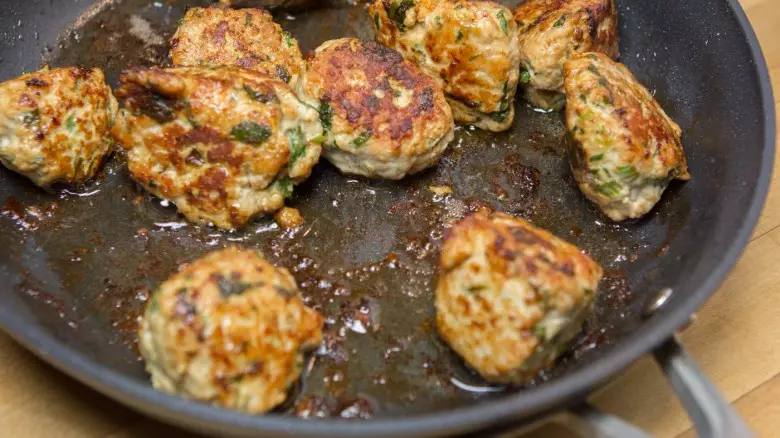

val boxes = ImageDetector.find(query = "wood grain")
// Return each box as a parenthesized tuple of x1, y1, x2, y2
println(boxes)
(0, 0, 777, 436)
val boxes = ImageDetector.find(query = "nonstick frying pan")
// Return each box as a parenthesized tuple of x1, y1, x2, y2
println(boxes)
(0, 0, 774, 437)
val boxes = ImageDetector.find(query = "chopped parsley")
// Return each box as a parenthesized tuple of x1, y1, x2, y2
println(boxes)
(519, 69, 532, 84)
(352, 131, 371, 147)
(387, 0, 415, 31)
(596, 180, 622, 197)
(617, 165, 639, 181)
(374, 12, 381, 29)
(456, 30, 464, 41)
(65, 115, 76, 132)
(231, 121, 272, 145)
(497, 10, 509, 35)
(243, 84, 276, 103)
(318, 101, 333, 133)
(282, 31, 294, 49)
(589, 153, 604, 162)
(286, 126, 307, 164)
(534, 324, 546, 339)
(274, 176, 294, 198)
(553, 15, 566, 27)
(21, 109, 40, 127)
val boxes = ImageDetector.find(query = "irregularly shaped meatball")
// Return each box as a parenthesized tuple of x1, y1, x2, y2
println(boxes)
(297, 38, 454, 180)
(564, 53, 690, 221)
(170, 6, 305, 88)
(0, 67, 117, 187)
(513, 0, 618, 110)
(111, 67, 323, 229)
(436, 211, 602, 384)
(369, 0, 521, 132)
(138, 247, 324, 414)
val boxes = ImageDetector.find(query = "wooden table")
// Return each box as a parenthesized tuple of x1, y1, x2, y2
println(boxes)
(1, 1, 778, 436)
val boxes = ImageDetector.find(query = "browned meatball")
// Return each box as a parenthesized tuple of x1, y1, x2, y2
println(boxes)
(370, 0, 521, 131)
(111, 67, 323, 229)
(139, 247, 323, 414)
(436, 211, 603, 383)
(564, 52, 690, 221)
(0, 67, 117, 187)
(297, 38, 454, 180)
(170, 6, 305, 88)
(514, 0, 618, 110)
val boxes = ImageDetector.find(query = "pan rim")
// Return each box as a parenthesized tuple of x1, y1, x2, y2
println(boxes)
(0, 0, 775, 436)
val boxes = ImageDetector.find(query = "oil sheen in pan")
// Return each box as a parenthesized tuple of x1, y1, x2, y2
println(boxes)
(0, 0, 687, 419)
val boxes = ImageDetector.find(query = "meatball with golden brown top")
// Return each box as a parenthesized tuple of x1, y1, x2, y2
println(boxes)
(170, 6, 305, 88)
(564, 52, 690, 221)
(436, 211, 603, 384)
(297, 38, 454, 180)
(369, 0, 521, 132)
(513, 0, 618, 110)
(138, 247, 324, 414)
(0, 66, 117, 187)
(111, 67, 323, 229)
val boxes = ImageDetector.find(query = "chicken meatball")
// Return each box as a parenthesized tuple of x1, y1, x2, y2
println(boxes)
(138, 247, 324, 414)
(297, 38, 454, 180)
(436, 211, 603, 384)
(564, 53, 690, 221)
(170, 6, 305, 88)
(513, 0, 618, 110)
(369, 0, 521, 132)
(112, 67, 323, 229)
(0, 66, 117, 187)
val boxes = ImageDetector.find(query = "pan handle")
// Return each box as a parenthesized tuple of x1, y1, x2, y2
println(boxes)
(560, 336, 754, 438)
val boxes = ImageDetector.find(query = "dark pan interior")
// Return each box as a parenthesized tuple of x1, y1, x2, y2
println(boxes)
(0, 0, 773, 435)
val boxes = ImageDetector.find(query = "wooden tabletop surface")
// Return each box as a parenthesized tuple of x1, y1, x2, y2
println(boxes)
(1, 1, 778, 437)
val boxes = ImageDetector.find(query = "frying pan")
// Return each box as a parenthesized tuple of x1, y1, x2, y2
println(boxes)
(0, 0, 774, 437)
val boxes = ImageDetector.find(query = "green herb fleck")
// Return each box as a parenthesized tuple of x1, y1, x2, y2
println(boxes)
(519, 69, 532, 84)
(148, 292, 160, 313)
(282, 31, 294, 49)
(274, 176, 294, 198)
(21, 109, 40, 127)
(553, 15, 566, 27)
(216, 273, 253, 298)
(310, 134, 326, 144)
(579, 94, 588, 103)
(617, 165, 639, 181)
(243, 84, 276, 103)
(231, 121, 272, 145)
(467, 285, 487, 293)
(534, 324, 546, 339)
(434, 16, 443, 27)
(275, 65, 291, 83)
(286, 127, 307, 165)
(387, 0, 415, 31)
(596, 180, 622, 197)
(318, 101, 333, 133)
(497, 10, 509, 35)
(456, 30, 464, 41)
(589, 153, 604, 162)
(352, 131, 371, 147)
(66, 115, 76, 132)
(374, 13, 381, 29)
(177, 17, 185, 26)
(587, 64, 602, 77)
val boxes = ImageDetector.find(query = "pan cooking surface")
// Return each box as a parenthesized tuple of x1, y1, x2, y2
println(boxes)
(0, 0, 698, 419)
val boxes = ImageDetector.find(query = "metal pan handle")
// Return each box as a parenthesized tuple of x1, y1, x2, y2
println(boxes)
(561, 336, 754, 438)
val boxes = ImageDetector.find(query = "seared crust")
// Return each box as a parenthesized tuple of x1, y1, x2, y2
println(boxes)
(513, 0, 618, 110)
(138, 247, 324, 414)
(436, 211, 602, 383)
(112, 66, 322, 229)
(369, 0, 521, 131)
(170, 6, 305, 88)
(0, 67, 117, 187)
(564, 53, 690, 221)
(298, 38, 454, 180)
